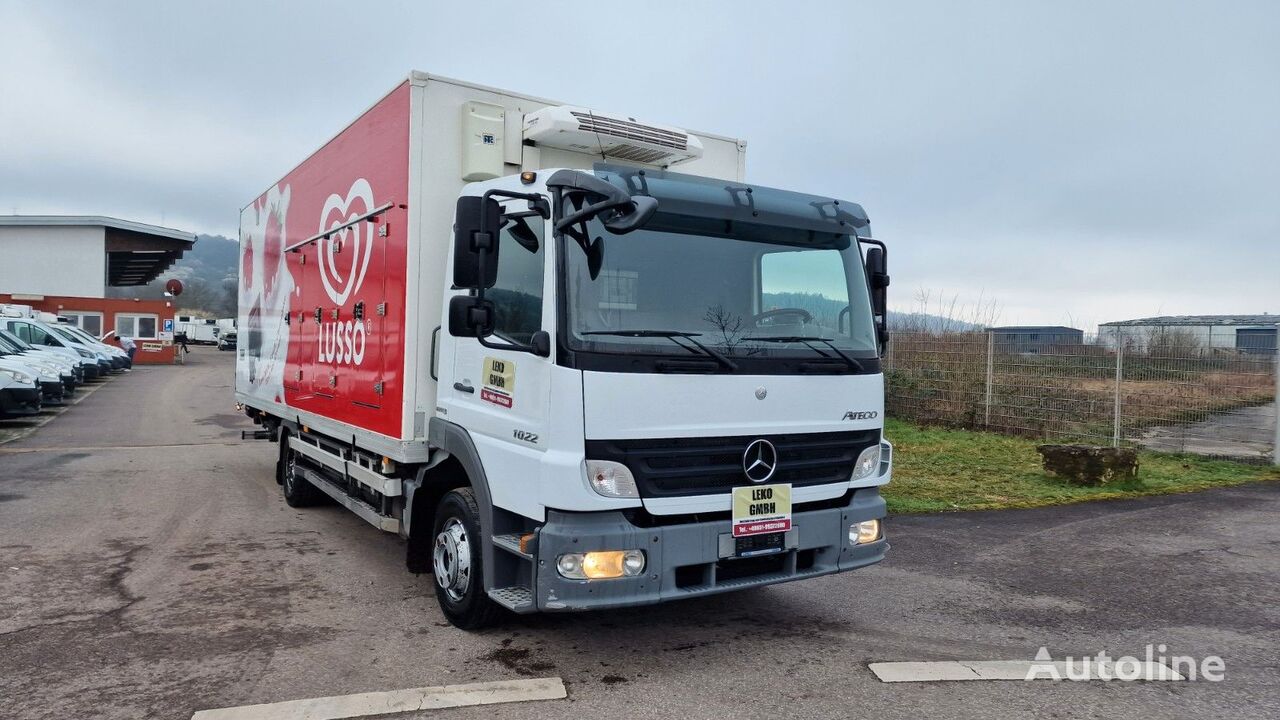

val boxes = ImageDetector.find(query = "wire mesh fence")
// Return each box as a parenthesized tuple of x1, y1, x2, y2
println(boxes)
(885, 328, 1279, 464)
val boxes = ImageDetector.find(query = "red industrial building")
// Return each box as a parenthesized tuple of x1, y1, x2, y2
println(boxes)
(0, 216, 196, 365)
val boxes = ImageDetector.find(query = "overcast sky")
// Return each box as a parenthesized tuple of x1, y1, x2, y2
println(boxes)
(2, 1, 1275, 330)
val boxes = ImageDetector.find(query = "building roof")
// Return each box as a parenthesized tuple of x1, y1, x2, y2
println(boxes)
(0, 215, 196, 287)
(988, 326, 1083, 333)
(1100, 315, 1279, 327)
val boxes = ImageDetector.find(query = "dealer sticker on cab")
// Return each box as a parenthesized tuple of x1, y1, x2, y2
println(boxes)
(481, 357, 515, 408)
(731, 483, 792, 537)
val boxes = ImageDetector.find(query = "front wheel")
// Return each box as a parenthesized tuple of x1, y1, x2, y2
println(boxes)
(431, 488, 503, 629)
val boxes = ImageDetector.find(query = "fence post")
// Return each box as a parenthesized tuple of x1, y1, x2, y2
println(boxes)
(1273, 349, 1279, 466)
(1113, 331, 1125, 447)
(984, 331, 994, 426)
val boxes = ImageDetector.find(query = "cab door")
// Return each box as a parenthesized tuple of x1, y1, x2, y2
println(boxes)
(441, 203, 552, 514)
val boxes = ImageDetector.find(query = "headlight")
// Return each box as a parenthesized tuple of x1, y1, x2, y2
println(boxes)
(851, 444, 882, 481)
(585, 460, 639, 498)
(1, 369, 35, 384)
(556, 550, 646, 580)
(76, 348, 93, 358)
(850, 519, 882, 545)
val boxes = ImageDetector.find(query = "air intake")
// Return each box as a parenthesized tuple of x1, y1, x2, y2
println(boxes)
(523, 106, 704, 166)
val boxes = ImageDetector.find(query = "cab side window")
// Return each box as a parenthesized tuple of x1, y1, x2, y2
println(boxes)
(488, 215, 545, 344)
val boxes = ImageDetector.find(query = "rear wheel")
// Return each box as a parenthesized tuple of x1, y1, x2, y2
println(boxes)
(278, 431, 321, 507)
(431, 488, 503, 629)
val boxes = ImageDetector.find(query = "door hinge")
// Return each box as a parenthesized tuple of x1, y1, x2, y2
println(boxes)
(284, 311, 290, 325)
(314, 307, 322, 324)
(378, 223, 389, 238)
(353, 301, 365, 320)
(328, 375, 337, 388)
(331, 307, 340, 321)
(376, 302, 387, 317)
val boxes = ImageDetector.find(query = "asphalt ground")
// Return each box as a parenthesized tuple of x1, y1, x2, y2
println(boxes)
(1, 347, 1277, 719)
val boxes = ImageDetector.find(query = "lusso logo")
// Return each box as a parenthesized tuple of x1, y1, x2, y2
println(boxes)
(316, 178, 375, 366)
(318, 178, 375, 306)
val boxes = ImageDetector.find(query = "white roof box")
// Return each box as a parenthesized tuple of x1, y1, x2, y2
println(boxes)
(523, 106, 704, 167)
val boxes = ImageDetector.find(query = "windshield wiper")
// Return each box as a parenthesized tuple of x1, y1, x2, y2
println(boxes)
(747, 336, 865, 372)
(581, 329, 738, 371)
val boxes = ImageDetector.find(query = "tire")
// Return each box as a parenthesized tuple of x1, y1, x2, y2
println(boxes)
(431, 488, 503, 629)
(279, 432, 322, 508)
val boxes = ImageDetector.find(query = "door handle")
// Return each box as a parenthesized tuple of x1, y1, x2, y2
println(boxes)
(453, 382, 474, 394)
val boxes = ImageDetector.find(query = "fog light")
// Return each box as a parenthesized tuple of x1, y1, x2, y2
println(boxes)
(556, 550, 646, 579)
(850, 519, 882, 545)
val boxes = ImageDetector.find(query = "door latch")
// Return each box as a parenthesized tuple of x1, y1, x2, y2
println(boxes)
(353, 301, 365, 320)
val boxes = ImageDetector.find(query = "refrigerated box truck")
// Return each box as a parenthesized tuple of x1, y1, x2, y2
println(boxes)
(237, 71, 893, 628)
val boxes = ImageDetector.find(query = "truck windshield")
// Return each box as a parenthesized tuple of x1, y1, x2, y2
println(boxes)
(563, 217, 879, 369)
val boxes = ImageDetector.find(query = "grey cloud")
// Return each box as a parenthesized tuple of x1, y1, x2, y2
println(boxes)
(1, 0, 1275, 330)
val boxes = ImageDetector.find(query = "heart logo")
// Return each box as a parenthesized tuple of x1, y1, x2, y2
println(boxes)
(317, 178, 375, 307)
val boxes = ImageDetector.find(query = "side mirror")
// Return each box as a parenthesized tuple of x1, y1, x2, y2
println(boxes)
(865, 247, 889, 317)
(452, 195, 502, 288)
(601, 196, 658, 235)
(448, 295, 495, 337)
(529, 330, 551, 358)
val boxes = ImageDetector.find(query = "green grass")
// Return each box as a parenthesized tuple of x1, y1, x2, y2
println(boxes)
(882, 418, 1280, 513)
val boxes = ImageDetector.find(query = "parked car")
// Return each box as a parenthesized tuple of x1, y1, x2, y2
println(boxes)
(56, 323, 130, 369)
(0, 328, 82, 392)
(217, 329, 237, 351)
(0, 317, 110, 379)
(0, 368, 43, 418)
(0, 332, 76, 399)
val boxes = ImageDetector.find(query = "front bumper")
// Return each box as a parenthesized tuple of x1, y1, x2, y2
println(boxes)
(531, 487, 887, 612)
(38, 379, 64, 403)
(0, 386, 42, 417)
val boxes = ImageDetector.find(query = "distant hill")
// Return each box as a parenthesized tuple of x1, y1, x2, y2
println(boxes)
(107, 233, 239, 316)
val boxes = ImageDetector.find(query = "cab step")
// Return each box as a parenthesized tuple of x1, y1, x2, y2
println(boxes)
(492, 533, 533, 560)
(488, 585, 534, 612)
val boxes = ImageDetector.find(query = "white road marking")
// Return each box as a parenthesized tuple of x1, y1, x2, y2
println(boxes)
(869, 660, 1185, 683)
(190, 677, 567, 720)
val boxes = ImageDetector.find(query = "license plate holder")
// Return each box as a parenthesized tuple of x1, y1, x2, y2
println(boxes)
(734, 531, 786, 558)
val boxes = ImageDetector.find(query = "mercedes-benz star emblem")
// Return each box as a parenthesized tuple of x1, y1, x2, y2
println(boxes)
(755, 386, 767, 400)
(742, 439, 778, 483)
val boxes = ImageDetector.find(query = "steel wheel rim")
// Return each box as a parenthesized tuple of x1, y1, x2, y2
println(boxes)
(433, 517, 472, 602)
(284, 451, 298, 494)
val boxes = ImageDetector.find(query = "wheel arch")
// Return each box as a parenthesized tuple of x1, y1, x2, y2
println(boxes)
(404, 419, 497, 589)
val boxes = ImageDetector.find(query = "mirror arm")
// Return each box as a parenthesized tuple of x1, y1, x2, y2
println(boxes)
(856, 236, 886, 265)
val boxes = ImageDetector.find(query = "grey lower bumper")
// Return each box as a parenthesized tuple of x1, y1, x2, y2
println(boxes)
(533, 487, 887, 612)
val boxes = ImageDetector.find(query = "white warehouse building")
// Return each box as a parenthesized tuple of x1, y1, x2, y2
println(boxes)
(1099, 315, 1278, 354)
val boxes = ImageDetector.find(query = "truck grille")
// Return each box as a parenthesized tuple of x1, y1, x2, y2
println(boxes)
(585, 430, 880, 498)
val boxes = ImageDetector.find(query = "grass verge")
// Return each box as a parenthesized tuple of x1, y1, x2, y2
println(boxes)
(883, 418, 1280, 513)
